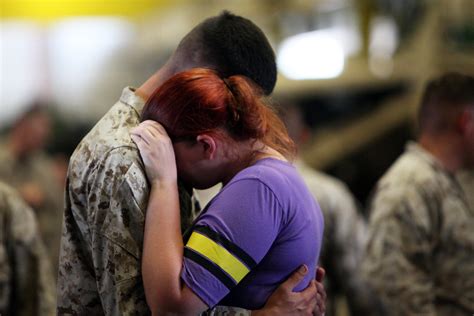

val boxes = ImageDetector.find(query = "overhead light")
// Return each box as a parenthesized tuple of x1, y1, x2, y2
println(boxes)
(277, 29, 345, 80)
(369, 16, 398, 78)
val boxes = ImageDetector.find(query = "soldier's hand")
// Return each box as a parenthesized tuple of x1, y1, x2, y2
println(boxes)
(314, 267, 326, 316)
(252, 265, 317, 316)
(131, 120, 177, 184)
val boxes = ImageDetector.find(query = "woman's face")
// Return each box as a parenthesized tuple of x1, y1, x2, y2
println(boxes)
(172, 140, 220, 190)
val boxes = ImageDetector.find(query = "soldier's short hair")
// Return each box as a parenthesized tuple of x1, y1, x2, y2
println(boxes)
(418, 72, 474, 133)
(174, 11, 277, 96)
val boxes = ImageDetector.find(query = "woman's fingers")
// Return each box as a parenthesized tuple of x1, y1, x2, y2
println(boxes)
(141, 120, 169, 137)
(130, 120, 178, 184)
(132, 121, 171, 146)
(130, 133, 149, 150)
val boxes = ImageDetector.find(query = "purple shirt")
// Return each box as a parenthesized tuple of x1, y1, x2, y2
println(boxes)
(181, 158, 324, 309)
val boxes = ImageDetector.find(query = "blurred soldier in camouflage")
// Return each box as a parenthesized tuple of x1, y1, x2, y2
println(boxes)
(280, 102, 375, 316)
(363, 72, 474, 315)
(0, 181, 56, 316)
(457, 170, 474, 210)
(58, 11, 325, 316)
(0, 104, 63, 275)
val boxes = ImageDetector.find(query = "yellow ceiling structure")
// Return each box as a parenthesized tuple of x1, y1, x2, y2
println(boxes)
(0, 0, 178, 21)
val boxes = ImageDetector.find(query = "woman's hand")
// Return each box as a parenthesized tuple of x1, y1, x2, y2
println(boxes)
(131, 120, 177, 185)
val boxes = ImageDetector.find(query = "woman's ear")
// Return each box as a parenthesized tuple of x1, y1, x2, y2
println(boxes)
(196, 134, 217, 159)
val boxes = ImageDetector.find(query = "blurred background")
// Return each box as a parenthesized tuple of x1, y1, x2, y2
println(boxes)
(1, 0, 473, 206)
(0, 0, 473, 314)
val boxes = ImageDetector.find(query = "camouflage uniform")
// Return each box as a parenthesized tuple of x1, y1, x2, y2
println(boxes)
(0, 143, 64, 274)
(0, 181, 56, 316)
(295, 160, 373, 316)
(363, 142, 474, 315)
(457, 169, 474, 210)
(57, 87, 240, 315)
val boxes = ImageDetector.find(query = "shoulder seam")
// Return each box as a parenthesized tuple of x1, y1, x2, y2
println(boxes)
(223, 177, 284, 212)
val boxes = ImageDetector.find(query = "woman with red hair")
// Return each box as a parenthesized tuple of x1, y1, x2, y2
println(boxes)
(131, 68, 324, 315)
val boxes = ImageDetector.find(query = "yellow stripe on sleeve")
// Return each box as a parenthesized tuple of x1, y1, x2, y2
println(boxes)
(186, 232, 250, 283)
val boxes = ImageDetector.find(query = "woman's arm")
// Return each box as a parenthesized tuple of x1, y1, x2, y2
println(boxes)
(131, 121, 207, 315)
(132, 121, 326, 315)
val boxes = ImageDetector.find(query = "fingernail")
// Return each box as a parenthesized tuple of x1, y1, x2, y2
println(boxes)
(300, 264, 308, 273)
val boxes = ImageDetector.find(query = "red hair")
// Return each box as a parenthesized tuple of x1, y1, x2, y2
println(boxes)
(141, 68, 295, 160)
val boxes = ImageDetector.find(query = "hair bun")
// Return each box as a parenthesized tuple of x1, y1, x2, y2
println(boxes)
(224, 76, 265, 139)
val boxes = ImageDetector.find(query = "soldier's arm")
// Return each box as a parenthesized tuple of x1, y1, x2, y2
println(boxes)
(87, 151, 151, 315)
(362, 190, 437, 315)
(88, 148, 198, 315)
(328, 188, 375, 315)
(4, 187, 56, 316)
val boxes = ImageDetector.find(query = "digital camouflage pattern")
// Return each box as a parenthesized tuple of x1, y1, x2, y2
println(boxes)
(0, 182, 56, 316)
(0, 143, 64, 274)
(457, 169, 474, 210)
(57, 87, 249, 316)
(202, 306, 250, 316)
(363, 142, 474, 315)
(295, 160, 374, 316)
(57, 87, 200, 315)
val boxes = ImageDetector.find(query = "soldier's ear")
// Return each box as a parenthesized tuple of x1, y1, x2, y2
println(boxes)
(458, 108, 474, 132)
(196, 134, 217, 160)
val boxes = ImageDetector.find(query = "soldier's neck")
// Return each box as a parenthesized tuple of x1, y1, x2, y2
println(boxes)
(419, 133, 465, 173)
(135, 62, 175, 102)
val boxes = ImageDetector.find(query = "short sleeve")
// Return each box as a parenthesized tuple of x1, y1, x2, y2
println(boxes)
(181, 178, 283, 307)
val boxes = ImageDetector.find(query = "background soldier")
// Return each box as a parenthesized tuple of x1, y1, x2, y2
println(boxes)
(0, 104, 63, 275)
(0, 181, 56, 316)
(280, 101, 375, 316)
(363, 72, 474, 315)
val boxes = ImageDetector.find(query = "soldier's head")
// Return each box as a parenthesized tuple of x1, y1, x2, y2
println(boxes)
(418, 72, 474, 167)
(165, 11, 277, 96)
(9, 102, 51, 157)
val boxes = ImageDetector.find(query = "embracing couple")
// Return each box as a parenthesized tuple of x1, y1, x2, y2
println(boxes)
(57, 11, 325, 316)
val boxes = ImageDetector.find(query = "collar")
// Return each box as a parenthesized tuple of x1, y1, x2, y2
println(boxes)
(119, 87, 146, 115)
(406, 141, 449, 174)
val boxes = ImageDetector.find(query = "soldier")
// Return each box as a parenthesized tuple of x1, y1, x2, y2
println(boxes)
(363, 72, 474, 315)
(457, 170, 474, 210)
(280, 102, 374, 316)
(58, 11, 325, 315)
(0, 181, 56, 316)
(0, 104, 63, 275)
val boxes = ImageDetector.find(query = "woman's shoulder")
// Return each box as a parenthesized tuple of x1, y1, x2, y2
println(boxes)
(235, 158, 294, 183)
(223, 158, 298, 202)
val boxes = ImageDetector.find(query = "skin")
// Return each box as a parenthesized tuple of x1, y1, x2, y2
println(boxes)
(419, 104, 474, 172)
(130, 45, 327, 315)
(131, 121, 325, 315)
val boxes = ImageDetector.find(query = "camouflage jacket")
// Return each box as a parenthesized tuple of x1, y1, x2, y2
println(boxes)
(295, 160, 373, 316)
(363, 142, 474, 315)
(457, 169, 474, 210)
(0, 143, 64, 273)
(57, 87, 250, 316)
(0, 182, 56, 316)
(57, 88, 200, 315)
